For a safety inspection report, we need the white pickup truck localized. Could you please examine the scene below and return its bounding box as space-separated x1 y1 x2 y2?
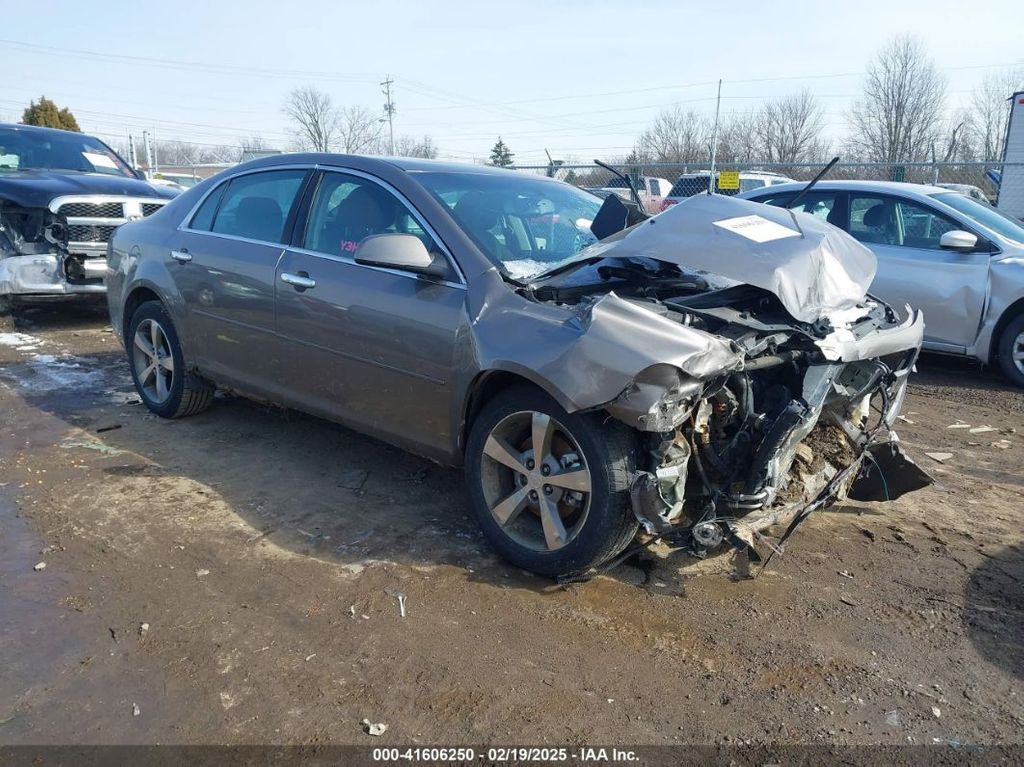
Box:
590 176 673 215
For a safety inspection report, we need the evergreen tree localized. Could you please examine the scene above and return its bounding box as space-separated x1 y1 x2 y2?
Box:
488 137 514 167
22 96 81 131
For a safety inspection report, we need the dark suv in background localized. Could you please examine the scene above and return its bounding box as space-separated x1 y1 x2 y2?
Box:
0 123 176 313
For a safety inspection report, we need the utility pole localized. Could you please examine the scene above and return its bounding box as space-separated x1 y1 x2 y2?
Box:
707 79 723 195
381 76 396 155
142 130 154 178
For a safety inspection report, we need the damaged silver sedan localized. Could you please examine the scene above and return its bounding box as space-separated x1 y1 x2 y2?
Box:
106 155 930 577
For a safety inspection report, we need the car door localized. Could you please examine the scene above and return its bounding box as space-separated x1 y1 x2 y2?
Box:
274 169 465 460
169 167 310 396
845 193 989 352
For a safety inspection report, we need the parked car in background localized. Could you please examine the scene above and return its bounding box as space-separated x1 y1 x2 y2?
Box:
106 154 928 578
0 123 177 314
153 172 202 189
592 175 672 214
936 182 991 204
740 179 1024 386
661 170 794 211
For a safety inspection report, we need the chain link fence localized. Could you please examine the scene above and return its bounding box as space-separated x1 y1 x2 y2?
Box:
510 161 1024 219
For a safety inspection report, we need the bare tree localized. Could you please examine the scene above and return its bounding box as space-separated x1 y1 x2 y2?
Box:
847 35 947 164
716 110 762 163
336 106 384 154
284 86 339 152
756 90 828 163
637 107 710 163
395 134 438 158
968 67 1024 161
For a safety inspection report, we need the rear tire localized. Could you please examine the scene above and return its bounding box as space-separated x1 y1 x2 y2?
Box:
126 300 214 418
465 385 641 577
997 314 1024 388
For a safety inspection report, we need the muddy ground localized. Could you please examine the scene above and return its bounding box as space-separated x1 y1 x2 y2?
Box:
1 302 1022 748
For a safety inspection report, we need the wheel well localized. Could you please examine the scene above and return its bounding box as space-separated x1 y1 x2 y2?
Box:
460 371 544 454
122 287 162 337
990 298 1024 363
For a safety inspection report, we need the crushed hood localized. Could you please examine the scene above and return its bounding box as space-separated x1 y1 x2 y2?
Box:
581 194 877 323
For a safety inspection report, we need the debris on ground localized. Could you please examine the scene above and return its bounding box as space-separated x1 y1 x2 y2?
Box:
195 569 210 578
59 439 123 455
361 719 388 736
946 423 971 429
924 452 954 463
33 562 46 571
932 706 942 718
969 426 995 434
838 570 854 579
139 623 149 637
385 589 408 618
885 710 901 727
132 703 140 717
991 440 1012 450
839 596 859 607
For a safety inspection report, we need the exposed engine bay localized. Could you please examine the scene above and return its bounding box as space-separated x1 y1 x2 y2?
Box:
528 253 931 568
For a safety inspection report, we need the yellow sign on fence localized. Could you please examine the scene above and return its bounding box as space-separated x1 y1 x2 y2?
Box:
718 170 740 190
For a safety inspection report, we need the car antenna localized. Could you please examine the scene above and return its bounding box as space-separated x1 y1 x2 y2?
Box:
594 158 645 211
784 156 840 210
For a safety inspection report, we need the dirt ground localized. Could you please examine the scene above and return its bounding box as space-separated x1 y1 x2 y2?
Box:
1 302 1022 749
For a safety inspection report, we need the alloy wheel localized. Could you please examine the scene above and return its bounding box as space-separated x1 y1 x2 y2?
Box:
1013 330 1024 377
132 318 175 404
479 410 592 552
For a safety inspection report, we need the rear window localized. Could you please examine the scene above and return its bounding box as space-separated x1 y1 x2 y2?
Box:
669 176 710 198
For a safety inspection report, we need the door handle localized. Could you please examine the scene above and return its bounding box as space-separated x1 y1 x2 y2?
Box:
280 272 316 290
171 250 192 263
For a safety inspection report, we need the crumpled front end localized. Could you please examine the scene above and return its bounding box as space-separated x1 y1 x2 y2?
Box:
1 196 168 304
0 200 104 299
615 301 932 565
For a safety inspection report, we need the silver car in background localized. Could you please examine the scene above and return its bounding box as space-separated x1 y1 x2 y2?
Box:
741 180 1024 387
106 156 929 578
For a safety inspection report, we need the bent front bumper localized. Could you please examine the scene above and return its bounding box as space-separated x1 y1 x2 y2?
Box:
0 254 106 297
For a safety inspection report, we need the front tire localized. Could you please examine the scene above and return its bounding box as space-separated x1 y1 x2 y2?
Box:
126 300 214 418
465 385 641 577
997 314 1024 388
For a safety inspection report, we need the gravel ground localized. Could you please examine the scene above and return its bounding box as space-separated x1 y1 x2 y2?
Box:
1 302 1022 749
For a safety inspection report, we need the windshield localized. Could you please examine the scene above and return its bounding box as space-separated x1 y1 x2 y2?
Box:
0 127 134 177
932 192 1024 245
414 171 602 280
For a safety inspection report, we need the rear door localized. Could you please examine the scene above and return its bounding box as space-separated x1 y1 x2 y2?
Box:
170 167 309 395
274 169 466 459
845 193 989 351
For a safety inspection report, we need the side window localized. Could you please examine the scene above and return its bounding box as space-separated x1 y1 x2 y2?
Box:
849 195 959 249
210 170 306 244
759 192 840 224
303 172 435 256
896 200 959 249
189 183 226 231
849 195 892 244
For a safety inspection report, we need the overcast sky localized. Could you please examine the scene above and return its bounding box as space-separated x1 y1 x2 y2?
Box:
2 0 1021 164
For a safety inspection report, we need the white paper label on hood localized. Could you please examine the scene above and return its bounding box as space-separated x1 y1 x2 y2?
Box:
712 215 800 243
82 151 118 170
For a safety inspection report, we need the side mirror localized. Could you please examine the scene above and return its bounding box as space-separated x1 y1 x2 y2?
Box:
939 230 978 251
354 233 448 278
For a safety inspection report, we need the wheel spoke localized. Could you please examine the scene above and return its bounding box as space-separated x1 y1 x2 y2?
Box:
160 354 175 372
531 412 555 463
134 330 154 357
547 468 590 493
491 485 530 527
150 321 161 356
139 362 156 385
155 369 169 400
483 434 527 473
538 495 568 550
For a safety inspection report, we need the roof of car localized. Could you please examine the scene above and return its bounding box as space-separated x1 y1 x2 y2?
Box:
235 152 547 179
0 122 88 137
739 179 950 197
